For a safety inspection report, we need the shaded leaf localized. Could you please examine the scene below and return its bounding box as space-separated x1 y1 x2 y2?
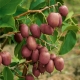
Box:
9 62 19 67
0 0 22 17
65 11 74 21
30 0 45 9
62 23 78 32
50 30 58 43
0 0 11 8
18 78 24 80
13 6 27 17
59 30 76 55
0 15 15 30
21 0 32 10
14 39 26 59
3 67 14 80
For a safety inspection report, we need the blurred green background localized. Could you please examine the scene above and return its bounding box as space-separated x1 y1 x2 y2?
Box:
64 0 80 14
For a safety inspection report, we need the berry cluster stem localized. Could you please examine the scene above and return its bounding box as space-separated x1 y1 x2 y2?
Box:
14 2 59 19
0 38 8 51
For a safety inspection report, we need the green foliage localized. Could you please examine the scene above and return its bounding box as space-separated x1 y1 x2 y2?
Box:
59 30 76 55
3 67 14 80
40 31 58 51
0 0 22 17
0 15 15 30
14 39 26 59
0 0 79 79
65 11 74 21
62 23 78 32
13 6 27 17
21 0 32 9
30 0 46 9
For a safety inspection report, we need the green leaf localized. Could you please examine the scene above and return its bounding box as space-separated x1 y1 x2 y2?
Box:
50 30 58 43
65 11 74 21
0 76 4 80
46 0 56 6
40 34 57 51
14 39 26 59
21 0 32 10
0 15 15 30
46 0 56 12
18 78 24 80
62 23 78 32
0 0 22 17
9 62 18 67
35 14 44 26
59 30 76 55
62 23 70 32
40 34 47 46
13 6 27 17
56 0 64 4
14 68 22 76
30 0 45 9
3 67 14 80
0 0 11 8
65 25 78 32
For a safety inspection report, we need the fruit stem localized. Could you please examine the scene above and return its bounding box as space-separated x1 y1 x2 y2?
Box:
0 38 8 50
57 2 63 6
0 31 20 39
70 18 77 26
14 3 59 19
40 38 58 49
22 64 27 76
52 5 56 12
12 69 25 78
40 12 47 23
26 15 33 24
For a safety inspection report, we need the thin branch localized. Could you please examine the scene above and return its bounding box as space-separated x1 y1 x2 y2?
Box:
0 31 19 51
1 38 8 50
40 38 58 49
22 64 27 76
14 2 58 19
0 31 19 39
12 69 25 78
15 60 32 69
72 14 80 18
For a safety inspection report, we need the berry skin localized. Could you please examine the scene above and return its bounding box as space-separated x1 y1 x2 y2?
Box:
47 12 59 28
14 32 23 43
59 5 68 16
1 51 11 66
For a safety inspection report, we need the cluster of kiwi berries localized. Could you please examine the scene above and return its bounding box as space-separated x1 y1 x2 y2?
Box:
14 5 68 80
0 51 11 66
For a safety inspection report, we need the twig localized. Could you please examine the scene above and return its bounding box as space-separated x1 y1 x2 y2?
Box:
14 2 59 19
40 38 58 49
16 60 32 69
22 64 27 76
72 14 80 18
0 31 19 39
1 38 8 50
12 69 25 78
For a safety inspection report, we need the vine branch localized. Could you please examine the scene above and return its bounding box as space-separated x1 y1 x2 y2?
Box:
0 31 19 39
22 64 27 77
14 2 58 19
40 38 58 49
12 69 25 78
0 38 8 51
0 31 19 51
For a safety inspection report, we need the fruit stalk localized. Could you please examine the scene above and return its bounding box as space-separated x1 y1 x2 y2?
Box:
0 38 8 51
39 38 58 49
14 2 59 19
22 64 28 77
